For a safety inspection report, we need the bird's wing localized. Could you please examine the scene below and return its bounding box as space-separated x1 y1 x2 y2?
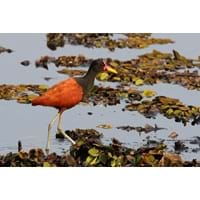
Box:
32 78 83 109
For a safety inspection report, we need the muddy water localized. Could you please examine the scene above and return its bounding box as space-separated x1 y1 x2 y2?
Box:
0 33 200 160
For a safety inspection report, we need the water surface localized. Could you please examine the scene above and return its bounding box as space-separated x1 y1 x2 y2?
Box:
0 33 200 160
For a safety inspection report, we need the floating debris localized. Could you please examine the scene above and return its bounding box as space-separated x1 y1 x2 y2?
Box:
168 131 178 139
159 152 183 167
142 89 157 98
18 141 22 152
174 140 188 153
43 77 54 81
117 124 167 134
35 56 56 69
0 46 13 54
96 124 113 129
189 136 200 146
20 60 30 66
135 78 144 86
191 115 200 126
117 125 135 132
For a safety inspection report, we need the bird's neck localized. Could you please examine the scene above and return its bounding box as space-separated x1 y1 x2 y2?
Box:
75 69 97 96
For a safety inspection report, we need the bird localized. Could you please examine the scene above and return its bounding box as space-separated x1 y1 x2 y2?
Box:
32 59 117 154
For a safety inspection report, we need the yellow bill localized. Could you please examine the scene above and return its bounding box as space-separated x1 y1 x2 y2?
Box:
104 65 118 74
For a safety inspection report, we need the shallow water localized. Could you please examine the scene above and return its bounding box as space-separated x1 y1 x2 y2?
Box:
0 33 200 160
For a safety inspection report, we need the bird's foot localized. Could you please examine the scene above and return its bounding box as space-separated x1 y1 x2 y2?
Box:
45 148 50 156
57 128 76 145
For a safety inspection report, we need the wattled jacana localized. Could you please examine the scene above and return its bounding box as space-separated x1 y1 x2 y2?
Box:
32 59 117 154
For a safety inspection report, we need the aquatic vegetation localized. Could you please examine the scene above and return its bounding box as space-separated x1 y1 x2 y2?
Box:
55 55 88 67
57 68 86 76
106 50 200 90
56 128 102 140
0 84 143 106
0 84 48 104
89 86 143 106
125 96 200 125
46 33 174 51
1 84 200 126
0 128 198 167
35 49 200 91
35 55 89 69
35 56 56 70
142 89 157 98
46 33 65 50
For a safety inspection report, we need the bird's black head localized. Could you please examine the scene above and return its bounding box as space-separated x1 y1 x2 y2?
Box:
75 59 117 95
89 59 106 73
89 59 117 74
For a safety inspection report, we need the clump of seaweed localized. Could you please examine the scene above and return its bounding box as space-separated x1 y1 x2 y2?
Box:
55 55 89 67
34 49 200 91
0 128 199 167
35 55 89 69
0 84 48 104
125 96 200 125
47 33 66 50
35 56 56 70
46 33 174 51
88 86 143 106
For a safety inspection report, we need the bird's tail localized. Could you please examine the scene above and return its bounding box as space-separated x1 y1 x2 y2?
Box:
31 96 42 106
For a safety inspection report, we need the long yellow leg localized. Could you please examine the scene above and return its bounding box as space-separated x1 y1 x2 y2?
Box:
57 111 76 145
46 112 59 155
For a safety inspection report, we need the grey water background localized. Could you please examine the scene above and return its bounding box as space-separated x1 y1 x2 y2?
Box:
0 33 200 160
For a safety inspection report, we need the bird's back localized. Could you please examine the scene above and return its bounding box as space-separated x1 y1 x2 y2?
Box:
32 78 83 109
